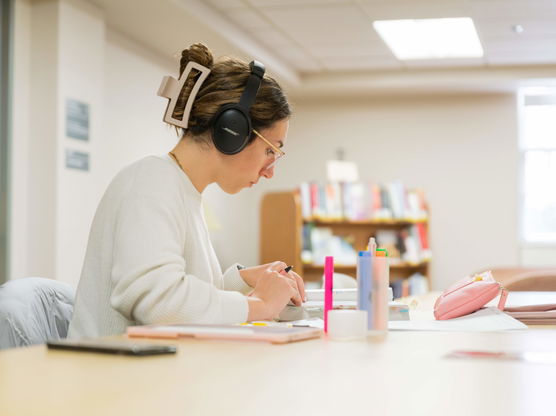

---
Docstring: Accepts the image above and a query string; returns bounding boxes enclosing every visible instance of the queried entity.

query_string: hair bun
[180,43,214,76]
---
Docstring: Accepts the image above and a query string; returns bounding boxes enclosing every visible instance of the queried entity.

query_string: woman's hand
[241,261,306,304]
[246,262,303,321]
[239,262,286,287]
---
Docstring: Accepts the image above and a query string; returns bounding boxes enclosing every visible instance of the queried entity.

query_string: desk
[1,328,556,416]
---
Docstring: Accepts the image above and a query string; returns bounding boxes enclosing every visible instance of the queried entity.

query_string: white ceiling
[203,0,556,72]
[91,0,556,96]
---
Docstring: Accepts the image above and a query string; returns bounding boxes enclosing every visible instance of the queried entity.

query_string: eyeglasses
[253,129,285,169]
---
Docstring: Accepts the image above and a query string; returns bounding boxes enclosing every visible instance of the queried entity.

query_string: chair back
[0,277,75,349]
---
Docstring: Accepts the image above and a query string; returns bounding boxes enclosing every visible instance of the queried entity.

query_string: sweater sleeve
[222,263,252,294]
[109,190,248,325]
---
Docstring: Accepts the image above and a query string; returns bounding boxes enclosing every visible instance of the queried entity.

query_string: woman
[68,43,304,338]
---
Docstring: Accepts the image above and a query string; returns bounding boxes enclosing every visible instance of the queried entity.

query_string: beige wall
[11,0,31,280]
[248,94,521,289]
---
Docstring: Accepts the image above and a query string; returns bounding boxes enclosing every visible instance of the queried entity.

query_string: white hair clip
[157,61,211,129]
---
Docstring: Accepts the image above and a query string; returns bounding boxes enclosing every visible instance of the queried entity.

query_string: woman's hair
[172,43,291,144]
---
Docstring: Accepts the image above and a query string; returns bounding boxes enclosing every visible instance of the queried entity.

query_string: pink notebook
[127,323,322,344]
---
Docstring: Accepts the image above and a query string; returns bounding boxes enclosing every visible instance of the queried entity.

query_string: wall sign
[65,149,89,171]
[66,98,89,141]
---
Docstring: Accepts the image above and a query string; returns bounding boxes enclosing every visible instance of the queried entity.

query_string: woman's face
[216,118,289,194]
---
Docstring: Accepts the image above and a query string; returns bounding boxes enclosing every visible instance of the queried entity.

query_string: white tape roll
[327,310,368,340]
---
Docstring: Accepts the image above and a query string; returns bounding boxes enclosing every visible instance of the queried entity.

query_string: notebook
[127,323,322,344]
[497,291,556,325]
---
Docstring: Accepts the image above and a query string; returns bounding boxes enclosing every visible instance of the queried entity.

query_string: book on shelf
[390,273,429,299]
[302,224,430,267]
[373,226,431,265]
[302,225,357,266]
[298,181,428,222]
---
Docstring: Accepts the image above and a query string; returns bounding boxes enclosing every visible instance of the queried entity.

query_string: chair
[322,273,358,289]
[484,267,556,291]
[0,277,75,349]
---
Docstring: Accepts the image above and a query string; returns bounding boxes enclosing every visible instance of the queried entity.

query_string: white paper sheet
[388,307,527,332]
[290,318,325,329]
[500,291,556,308]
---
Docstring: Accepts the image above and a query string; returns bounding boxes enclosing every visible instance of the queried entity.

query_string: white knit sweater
[68,155,250,339]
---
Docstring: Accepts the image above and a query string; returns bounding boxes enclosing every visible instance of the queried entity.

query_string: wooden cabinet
[260,191,430,285]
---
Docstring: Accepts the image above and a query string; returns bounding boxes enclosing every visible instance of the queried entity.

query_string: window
[520,89,556,244]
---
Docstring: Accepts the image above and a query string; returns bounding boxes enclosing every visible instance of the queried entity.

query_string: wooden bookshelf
[259,191,430,284]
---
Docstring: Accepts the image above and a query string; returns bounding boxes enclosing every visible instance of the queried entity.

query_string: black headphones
[211,60,265,155]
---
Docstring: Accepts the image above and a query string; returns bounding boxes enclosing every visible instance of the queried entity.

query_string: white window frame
[518,88,556,248]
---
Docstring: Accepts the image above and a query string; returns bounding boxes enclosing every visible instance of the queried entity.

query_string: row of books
[375,225,431,265]
[301,223,431,266]
[391,273,429,299]
[298,181,428,222]
[301,226,357,266]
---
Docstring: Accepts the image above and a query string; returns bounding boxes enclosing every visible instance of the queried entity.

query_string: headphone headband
[238,61,265,111]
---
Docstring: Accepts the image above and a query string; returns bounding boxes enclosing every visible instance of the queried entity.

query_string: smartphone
[46,339,177,356]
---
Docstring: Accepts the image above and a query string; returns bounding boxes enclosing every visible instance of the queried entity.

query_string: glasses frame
[252,129,285,169]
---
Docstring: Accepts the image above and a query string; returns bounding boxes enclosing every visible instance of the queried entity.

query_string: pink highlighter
[324,256,334,333]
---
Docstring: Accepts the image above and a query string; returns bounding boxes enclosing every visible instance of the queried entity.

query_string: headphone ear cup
[212,105,251,155]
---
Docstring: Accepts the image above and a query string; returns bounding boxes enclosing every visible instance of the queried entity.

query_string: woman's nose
[260,165,274,179]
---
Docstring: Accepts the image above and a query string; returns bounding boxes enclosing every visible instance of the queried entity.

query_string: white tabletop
[1,327,556,416]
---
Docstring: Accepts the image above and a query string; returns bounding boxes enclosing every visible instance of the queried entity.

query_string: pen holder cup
[327,310,368,340]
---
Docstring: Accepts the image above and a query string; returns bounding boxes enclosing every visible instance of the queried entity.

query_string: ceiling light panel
[373,17,484,60]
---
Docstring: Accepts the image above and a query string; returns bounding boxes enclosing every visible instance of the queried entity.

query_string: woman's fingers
[278,269,305,305]
[289,271,306,302]
[288,286,302,306]
[280,274,302,306]
[262,262,304,307]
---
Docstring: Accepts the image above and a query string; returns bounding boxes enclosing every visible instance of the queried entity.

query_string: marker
[372,248,389,331]
[324,256,334,333]
[283,265,293,273]
[357,251,372,329]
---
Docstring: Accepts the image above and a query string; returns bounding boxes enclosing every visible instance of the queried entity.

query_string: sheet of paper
[289,318,324,329]
[388,307,527,331]
[498,291,556,308]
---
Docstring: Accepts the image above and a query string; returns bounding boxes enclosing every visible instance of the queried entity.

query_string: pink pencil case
[434,271,508,320]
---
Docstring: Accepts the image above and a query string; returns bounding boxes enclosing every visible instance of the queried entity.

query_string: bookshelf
[259,190,431,286]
